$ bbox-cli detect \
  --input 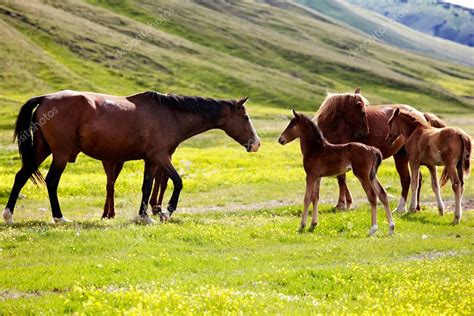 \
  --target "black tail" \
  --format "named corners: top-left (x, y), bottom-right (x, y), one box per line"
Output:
top-left (370, 148), bottom-right (383, 180)
top-left (14, 96), bottom-right (45, 185)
